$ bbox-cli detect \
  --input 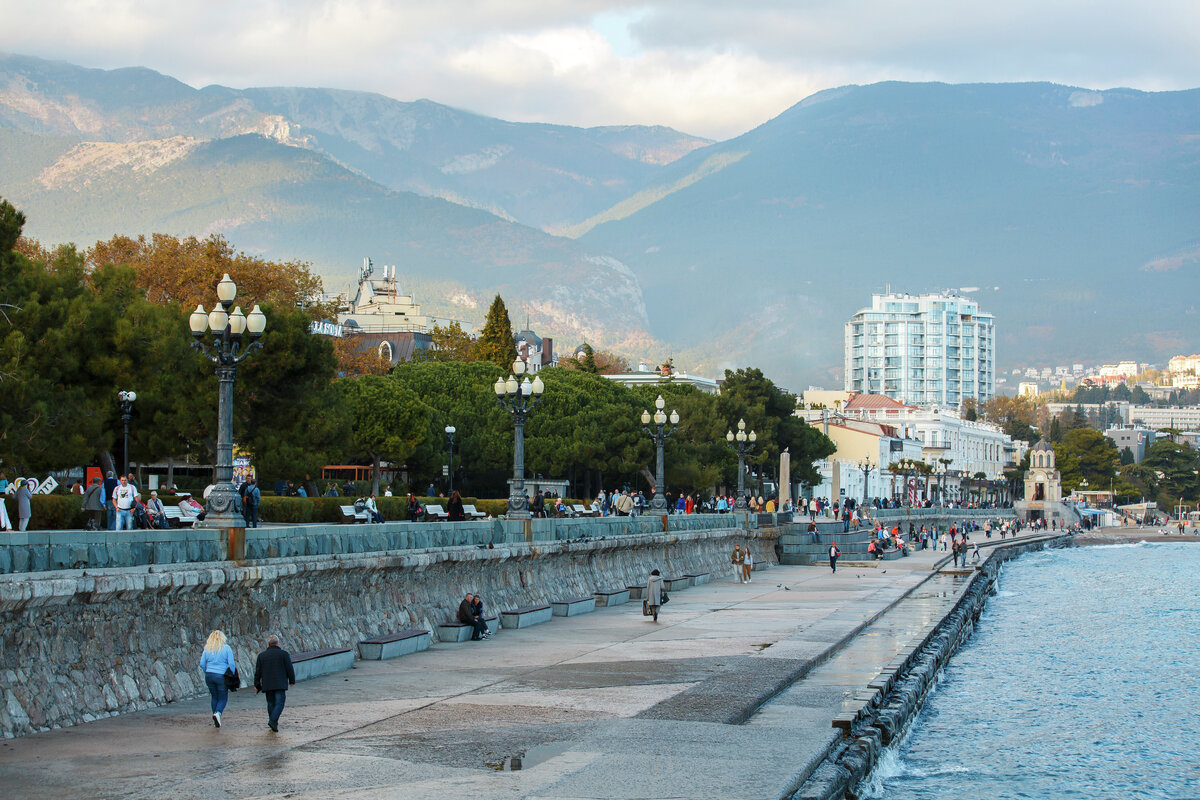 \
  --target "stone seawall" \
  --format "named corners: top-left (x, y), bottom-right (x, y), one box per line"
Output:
top-left (791, 533), bottom-right (1071, 800)
top-left (0, 526), bottom-right (774, 739)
